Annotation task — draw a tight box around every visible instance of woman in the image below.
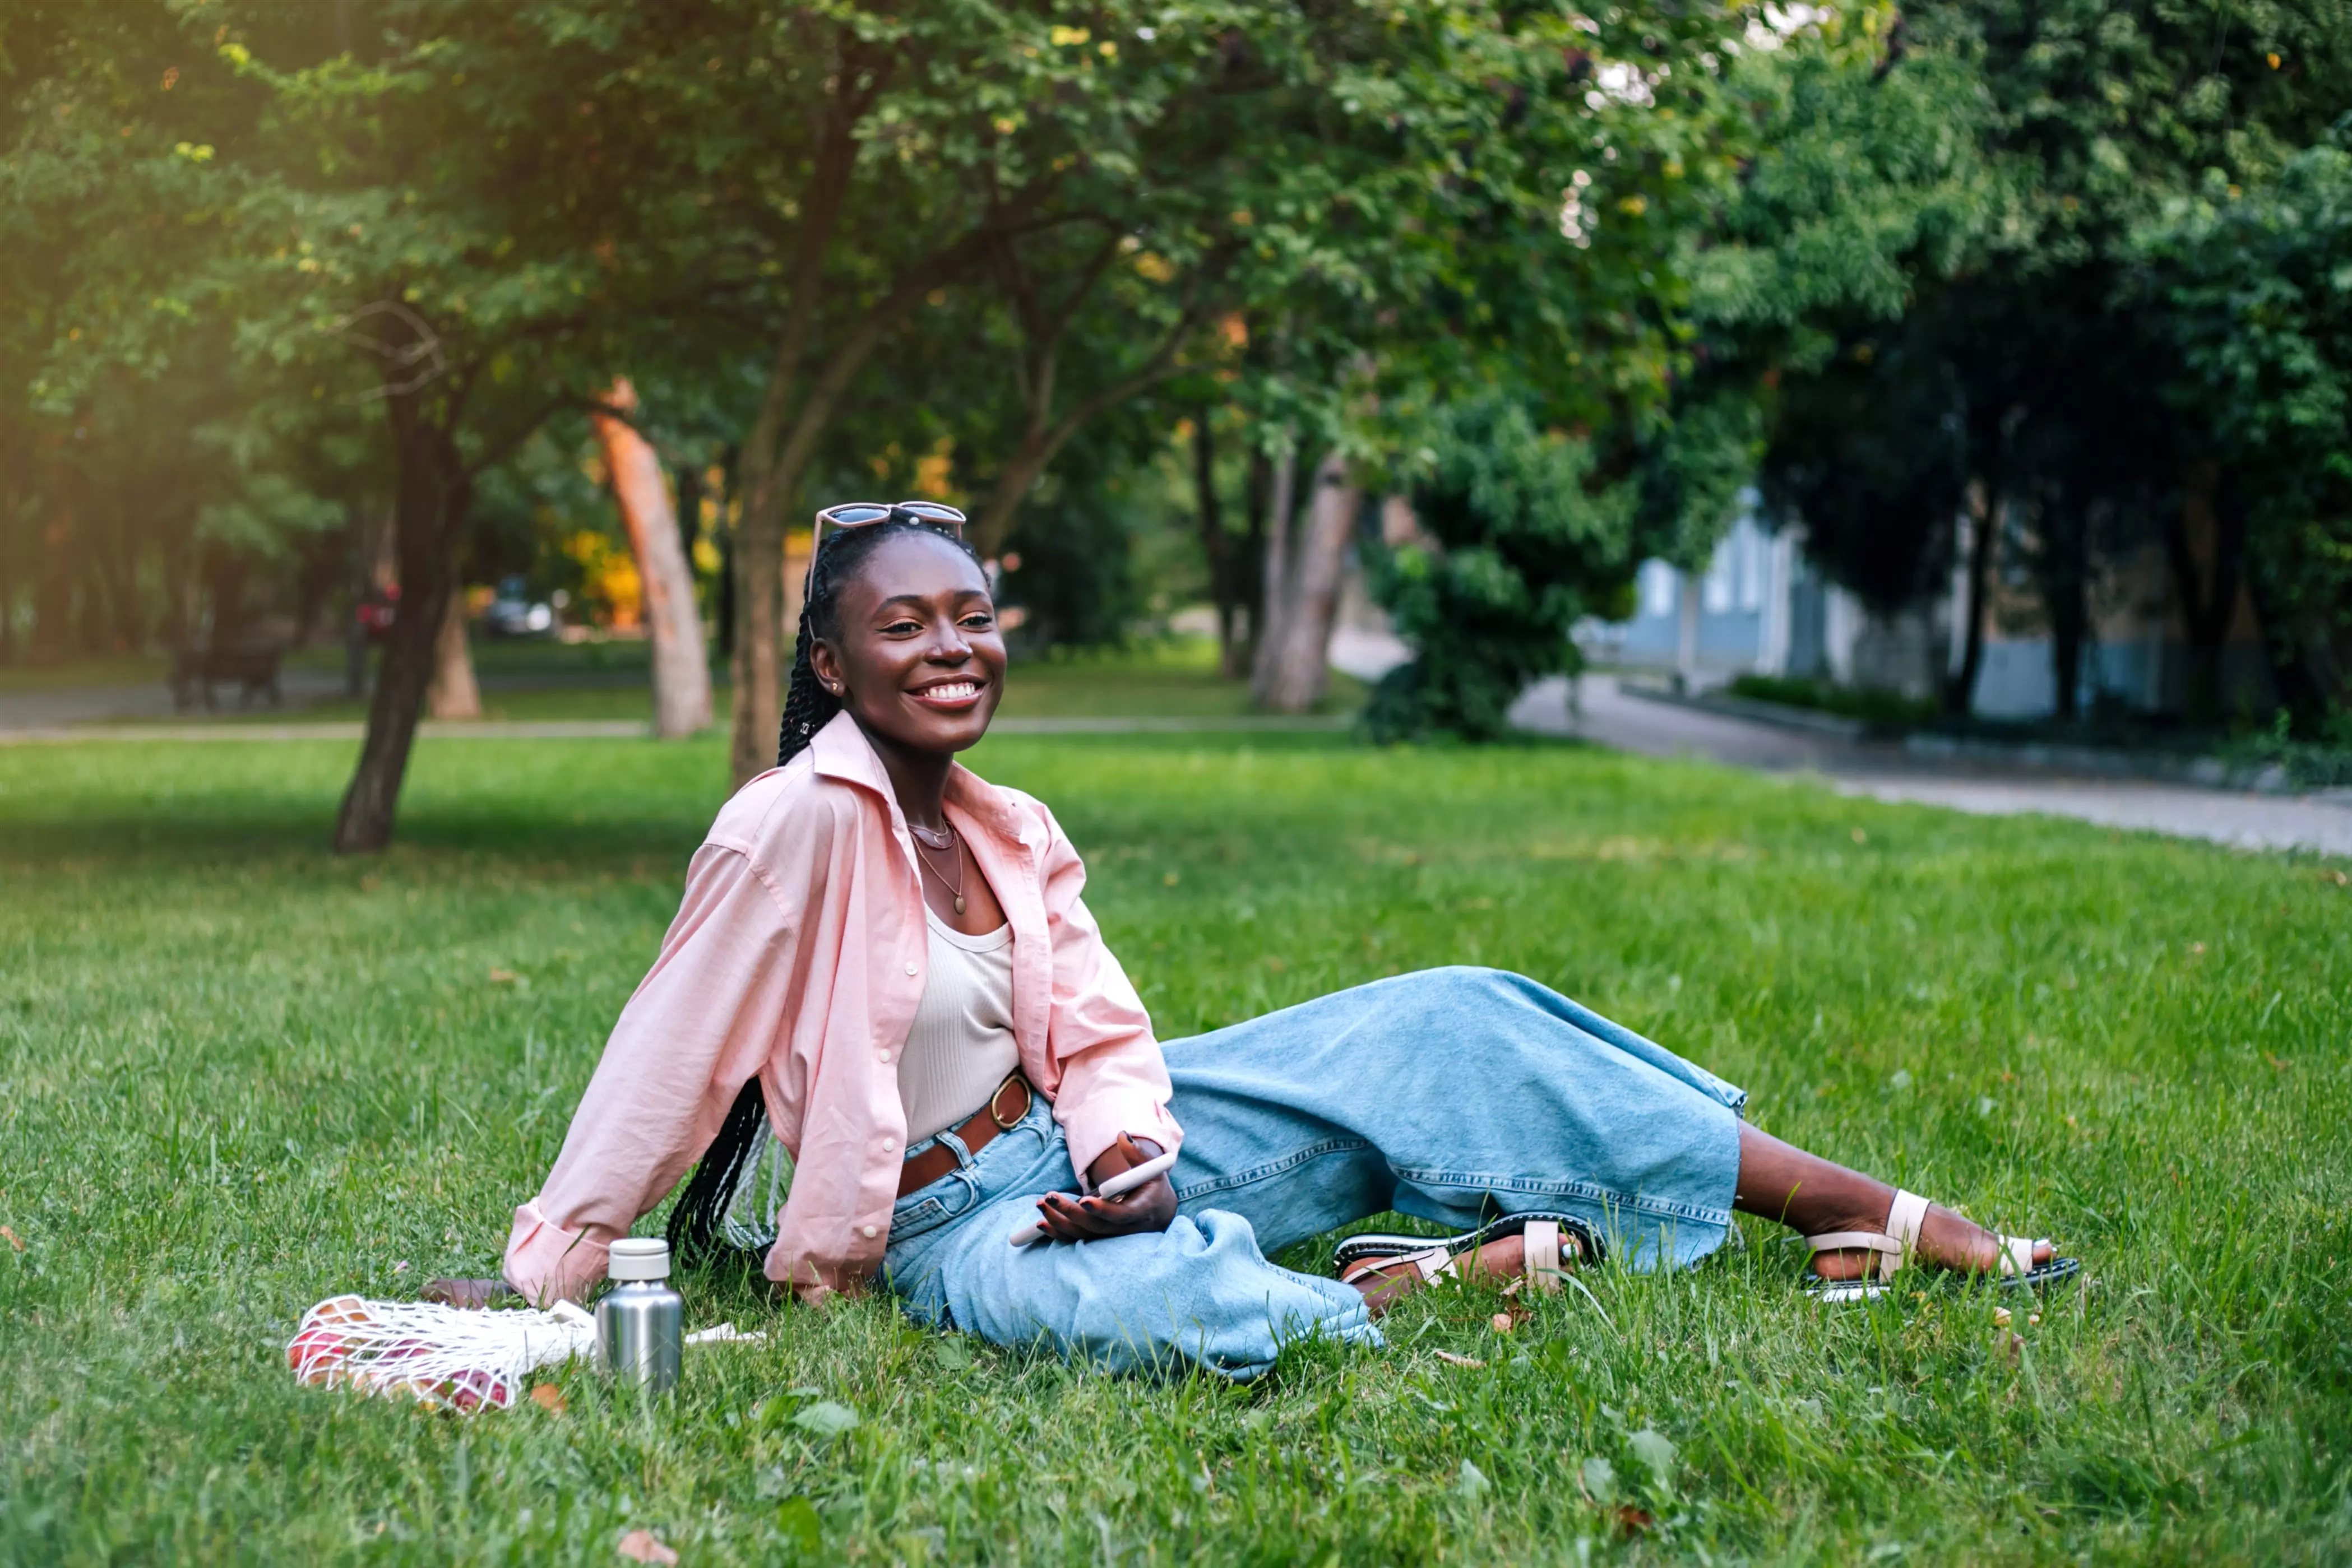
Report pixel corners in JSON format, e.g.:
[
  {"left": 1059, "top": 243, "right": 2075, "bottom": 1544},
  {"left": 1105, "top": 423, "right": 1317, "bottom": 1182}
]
[{"left": 433, "top": 503, "right": 2075, "bottom": 1378}]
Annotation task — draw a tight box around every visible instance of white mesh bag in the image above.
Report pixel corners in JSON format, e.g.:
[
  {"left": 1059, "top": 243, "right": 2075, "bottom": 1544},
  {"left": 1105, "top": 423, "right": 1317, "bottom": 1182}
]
[{"left": 287, "top": 1294, "right": 596, "bottom": 1413}]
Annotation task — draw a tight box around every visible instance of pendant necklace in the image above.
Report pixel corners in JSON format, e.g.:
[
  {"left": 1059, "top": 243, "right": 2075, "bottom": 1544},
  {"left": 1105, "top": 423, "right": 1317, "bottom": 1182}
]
[{"left": 911, "top": 822, "right": 966, "bottom": 915}]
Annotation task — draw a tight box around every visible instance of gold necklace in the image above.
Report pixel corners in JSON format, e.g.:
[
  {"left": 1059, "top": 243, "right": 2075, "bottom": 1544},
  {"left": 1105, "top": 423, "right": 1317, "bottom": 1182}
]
[{"left": 913, "top": 829, "right": 966, "bottom": 915}]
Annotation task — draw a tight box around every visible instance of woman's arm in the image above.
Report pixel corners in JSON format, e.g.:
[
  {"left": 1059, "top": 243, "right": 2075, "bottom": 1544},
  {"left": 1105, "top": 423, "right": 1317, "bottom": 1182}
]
[
  {"left": 1030, "top": 800, "right": 1184, "bottom": 1180},
  {"left": 503, "top": 842, "right": 803, "bottom": 1305}
]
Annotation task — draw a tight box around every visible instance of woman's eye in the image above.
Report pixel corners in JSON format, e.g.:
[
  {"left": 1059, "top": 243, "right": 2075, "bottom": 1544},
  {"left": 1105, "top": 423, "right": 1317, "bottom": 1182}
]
[
  {"left": 881, "top": 619, "right": 922, "bottom": 636},
  {"left": 960, "top": 613, "right": 994, "bottom": 629}
]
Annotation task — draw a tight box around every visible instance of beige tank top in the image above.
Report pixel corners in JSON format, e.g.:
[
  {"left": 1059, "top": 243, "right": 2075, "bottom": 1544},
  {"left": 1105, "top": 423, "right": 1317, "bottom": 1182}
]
[{"left": 897, "top": 907, "right": 1020, "bottom": 1145}]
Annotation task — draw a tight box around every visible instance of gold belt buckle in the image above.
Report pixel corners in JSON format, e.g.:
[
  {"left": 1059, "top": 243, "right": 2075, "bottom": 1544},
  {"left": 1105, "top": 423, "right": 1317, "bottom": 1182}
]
[{"left": 989, "top": 1073, "right": 1029, "bottom": 1130}]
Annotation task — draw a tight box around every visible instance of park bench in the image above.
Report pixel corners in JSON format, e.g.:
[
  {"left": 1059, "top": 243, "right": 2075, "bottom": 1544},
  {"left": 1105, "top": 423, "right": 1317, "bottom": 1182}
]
[{"left": 169, "top": 633, "right": 289, "bottom": 711}]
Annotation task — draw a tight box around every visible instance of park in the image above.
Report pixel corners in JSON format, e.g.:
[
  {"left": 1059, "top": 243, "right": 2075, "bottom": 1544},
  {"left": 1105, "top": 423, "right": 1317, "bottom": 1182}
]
[{"left": 6, "top": 1, "right": 2352, "bottom": 1564}]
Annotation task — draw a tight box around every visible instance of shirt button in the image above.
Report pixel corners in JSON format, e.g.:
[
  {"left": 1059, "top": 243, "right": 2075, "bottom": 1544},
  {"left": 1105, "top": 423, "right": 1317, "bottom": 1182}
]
[
  {"left": 905, "top": 961, "right": 919, "bottom": 976},
  {"left": 878, "top": 1050, "right": 892, "bottom": 1064},
  {"left": 861, "top": 1224, "right": 878, "bottom": 1239},
  {"left": 882, "top": 1136, "right": 896, "bottom": 1152}
]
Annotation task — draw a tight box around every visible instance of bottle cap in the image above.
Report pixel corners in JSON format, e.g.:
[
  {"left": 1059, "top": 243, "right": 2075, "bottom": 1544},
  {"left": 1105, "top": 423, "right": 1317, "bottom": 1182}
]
[{"left": 608, "top": 1237, "right": 670, "bottom": 1282}]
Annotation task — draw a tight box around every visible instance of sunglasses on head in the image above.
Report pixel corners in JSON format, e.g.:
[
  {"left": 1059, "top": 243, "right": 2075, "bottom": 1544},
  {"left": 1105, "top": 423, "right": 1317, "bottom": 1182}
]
[{"left": 812, "top": 500, "right": 967, "bottom": 551}]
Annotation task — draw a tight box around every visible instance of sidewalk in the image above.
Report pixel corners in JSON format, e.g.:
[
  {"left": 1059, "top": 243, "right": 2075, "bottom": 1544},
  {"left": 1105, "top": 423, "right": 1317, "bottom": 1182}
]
[{"left": 1510, "top": 674, "right": 2352, "bottom": 857}]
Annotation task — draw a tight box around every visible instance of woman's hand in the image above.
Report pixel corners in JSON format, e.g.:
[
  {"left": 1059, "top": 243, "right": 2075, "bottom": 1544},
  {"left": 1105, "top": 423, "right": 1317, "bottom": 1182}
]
[
  {"left": 421, "top": 1277, "right": 520, "bottom": 1310},
  {"left": 1031, "top": 1134, "right": 1177, "bottom": 1243}
]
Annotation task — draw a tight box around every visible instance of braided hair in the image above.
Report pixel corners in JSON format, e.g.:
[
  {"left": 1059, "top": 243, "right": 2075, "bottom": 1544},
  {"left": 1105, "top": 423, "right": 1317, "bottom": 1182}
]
[{"left": 668, "top": 518, "right": 985, "bottom": 1268}]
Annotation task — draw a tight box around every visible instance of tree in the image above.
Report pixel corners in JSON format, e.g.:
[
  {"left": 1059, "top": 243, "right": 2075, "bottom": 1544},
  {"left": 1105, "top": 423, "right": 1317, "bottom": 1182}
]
[
  {"left": 591, "top": 378, "right": 711, "bottom": 739},
  {"left": 1365, "top": 393, "right": 1641, "bottom": 740},
  {"left": 2135, "top": 140, "right": 2352, "bottom": 725},
  {"left": 1735, "top": 0, "right": 2352, "bottom": 722}
]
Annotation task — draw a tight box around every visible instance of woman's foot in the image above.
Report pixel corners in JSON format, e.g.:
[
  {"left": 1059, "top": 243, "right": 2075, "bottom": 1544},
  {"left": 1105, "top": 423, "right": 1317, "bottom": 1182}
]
[
  {"left": 1346, "top": 1235, "right": 1534, "bottom": 1318},
  {"left": 1808, "top": 1198, "right": 2055, "bottom": 1281}
]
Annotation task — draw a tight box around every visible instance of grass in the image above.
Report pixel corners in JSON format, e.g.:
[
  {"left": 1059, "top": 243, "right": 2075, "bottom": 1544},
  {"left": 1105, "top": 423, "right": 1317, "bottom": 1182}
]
[{"left": 2, "top": 668, "right": 2349, "bottom": 1562}]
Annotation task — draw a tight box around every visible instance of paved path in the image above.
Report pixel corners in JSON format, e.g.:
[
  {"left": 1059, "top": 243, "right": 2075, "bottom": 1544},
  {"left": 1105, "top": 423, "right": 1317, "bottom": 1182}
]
[{"left": 1510, "top": 674, "right": 2352, "bottom": 857}]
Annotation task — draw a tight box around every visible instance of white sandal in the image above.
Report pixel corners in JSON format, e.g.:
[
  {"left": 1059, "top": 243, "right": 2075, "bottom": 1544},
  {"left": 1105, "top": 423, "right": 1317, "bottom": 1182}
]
[
  {"left": 1804, "top": 1189, "right": 2081, "bottom": 1302},
  {"left": 1335, "top": 1212, "right": 1596, "bottom": 1295}
]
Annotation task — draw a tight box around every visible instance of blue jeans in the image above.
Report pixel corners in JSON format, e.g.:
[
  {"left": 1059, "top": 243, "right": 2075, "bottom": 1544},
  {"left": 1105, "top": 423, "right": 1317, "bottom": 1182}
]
[{"left": 882, "top": 967, "right": 1747, "bottom": 1379}]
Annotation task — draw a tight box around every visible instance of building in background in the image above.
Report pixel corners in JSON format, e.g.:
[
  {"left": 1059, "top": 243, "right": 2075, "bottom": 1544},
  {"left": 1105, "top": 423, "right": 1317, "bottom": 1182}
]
[{"left": 1582, "top": 490, "right": 2272, "bottom": 720}]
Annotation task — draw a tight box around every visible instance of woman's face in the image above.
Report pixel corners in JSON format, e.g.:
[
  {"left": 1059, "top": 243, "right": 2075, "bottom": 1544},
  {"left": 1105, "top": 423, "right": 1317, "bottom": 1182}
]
[{"left": 809, "top": 530, "right": 1006, "bottom": 755}]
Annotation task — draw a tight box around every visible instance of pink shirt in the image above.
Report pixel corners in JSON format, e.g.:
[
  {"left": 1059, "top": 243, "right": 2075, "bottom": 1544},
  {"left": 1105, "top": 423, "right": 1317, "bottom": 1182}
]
[{"left": 502, "top": 711, "right": 1182, "bottom": 1304}]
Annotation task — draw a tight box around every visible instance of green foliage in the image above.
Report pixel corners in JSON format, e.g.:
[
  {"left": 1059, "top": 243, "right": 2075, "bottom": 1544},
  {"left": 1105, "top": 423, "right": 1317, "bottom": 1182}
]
[
  {"left": 1365, "top": 393, "right": 1638, "bottom": 741},
  {"left": 1, "top": 726, "right": 2348, "bottom": 1560},
  {"left": 2132, "top": 138, "right": 2352, "bottom": 719},
  {"left": 1712, "top": 0, "right": 2352, "bottom": 722},
  {"left": 1727, "top": 672, "right": 1941, "bottom": 731}
]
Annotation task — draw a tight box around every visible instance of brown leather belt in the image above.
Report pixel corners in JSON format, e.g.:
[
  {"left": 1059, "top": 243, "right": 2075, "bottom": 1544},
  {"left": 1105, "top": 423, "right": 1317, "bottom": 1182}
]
[{"left": 897, "top": 1073, "right": 1035, "bottom": 1197}]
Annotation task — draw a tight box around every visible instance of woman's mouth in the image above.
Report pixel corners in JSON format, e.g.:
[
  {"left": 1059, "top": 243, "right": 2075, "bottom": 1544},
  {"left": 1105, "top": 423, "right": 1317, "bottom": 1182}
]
[{"left": 910, "top": 679, "right": 987, "bottom": 710}]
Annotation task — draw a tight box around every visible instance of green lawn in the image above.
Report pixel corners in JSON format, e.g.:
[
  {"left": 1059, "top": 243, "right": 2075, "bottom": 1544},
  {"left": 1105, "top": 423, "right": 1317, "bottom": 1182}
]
[{"left": 1, "top": 722, "right": 2347, "bottom": 1564}]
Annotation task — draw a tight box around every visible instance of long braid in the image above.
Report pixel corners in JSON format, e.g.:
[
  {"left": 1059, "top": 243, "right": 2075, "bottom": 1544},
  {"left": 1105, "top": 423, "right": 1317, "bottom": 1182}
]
[{"left": 668, "top": 519, "right": 982, "bottom": 1268}]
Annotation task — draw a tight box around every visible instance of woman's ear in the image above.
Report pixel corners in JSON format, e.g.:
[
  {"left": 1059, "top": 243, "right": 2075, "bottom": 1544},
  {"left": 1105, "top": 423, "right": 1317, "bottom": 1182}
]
[{"left": 808, "top": 638, "right": 848, "bottom": 699}]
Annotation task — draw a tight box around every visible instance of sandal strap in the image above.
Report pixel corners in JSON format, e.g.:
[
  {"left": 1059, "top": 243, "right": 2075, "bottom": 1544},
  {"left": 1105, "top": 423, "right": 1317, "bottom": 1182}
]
[
  {"left": 1808, "top": 1189, "right": 1933, "bottom": 1283},
  {"left": 1340, "top": 1244, "right": 1455, "bottom": 1288},
  {"left": 1886, "top": 1190, "right": 1930, "bottom": 1261},
  {"left": 1994, "top": 1235, "right": 2042, "bottom": 1277},
  {"left": 1525, "top": 1219, "right": 1563, "bottom": 1295}
]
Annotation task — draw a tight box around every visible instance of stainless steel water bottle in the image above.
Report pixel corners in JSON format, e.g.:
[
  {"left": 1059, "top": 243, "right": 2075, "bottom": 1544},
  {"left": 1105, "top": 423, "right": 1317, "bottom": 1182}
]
[{"left": 595, "top": 1237, "right": 683, "bottom": 1394}]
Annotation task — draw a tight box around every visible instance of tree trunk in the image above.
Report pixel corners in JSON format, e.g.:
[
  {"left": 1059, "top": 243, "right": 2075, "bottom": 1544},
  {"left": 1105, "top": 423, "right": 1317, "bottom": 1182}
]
[
  {"left": 31, "top": 455, "right": 75, "bottom": 667},
  {"left": 593, "top": 378, "right": 712, "bottom": 738},
  {"left": 334, "top": 415, "right": 470, "bottom": 854},
  {"left": 1945, "top": 482, "right": 1998, "bottom": 716},
  {"left": 2165, "top": 467, "right": 2242, "bottom": 725},
  {"left": 1190, "top": 408, "right": 1246, "bottom": 677},
  {"left": 0, "top": 462, "right": 17, "bottom": 667},
  {"left": 425, "top": 584, "right": 480, "bottom": 720},
  {"left": 2045, "top": 521, "right": 2088, "bottom": 724},
  {"left": 1248, "top": 438, "right": 1300, "bottom": 704},
  {"left": 1260, "top": 451, "right": 1358, "bottom": 713}
]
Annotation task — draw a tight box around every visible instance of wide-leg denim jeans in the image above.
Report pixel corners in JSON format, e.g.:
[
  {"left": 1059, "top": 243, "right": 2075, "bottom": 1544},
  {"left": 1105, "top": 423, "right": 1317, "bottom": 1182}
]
[{"left": 881, "top": 966, "right": 1747, "bottom": 1379}]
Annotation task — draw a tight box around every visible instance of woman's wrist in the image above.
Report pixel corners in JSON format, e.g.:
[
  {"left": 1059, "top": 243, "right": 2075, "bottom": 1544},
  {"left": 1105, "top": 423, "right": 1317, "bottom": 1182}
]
[{"left": 1085, "top": 1134, "right": 1164, "bottom": 1190}]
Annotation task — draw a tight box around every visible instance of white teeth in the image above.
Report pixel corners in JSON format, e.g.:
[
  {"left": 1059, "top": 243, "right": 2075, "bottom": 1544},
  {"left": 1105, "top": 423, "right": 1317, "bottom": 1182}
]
[{"left": 924, "top": 682, "right": 977, "bottom": 700}]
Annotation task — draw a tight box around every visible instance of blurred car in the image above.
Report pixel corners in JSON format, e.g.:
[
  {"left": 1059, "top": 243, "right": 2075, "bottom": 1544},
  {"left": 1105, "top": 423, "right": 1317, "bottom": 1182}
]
[{"left": 482, "top": 577, "right": 556, "bottom": 638}]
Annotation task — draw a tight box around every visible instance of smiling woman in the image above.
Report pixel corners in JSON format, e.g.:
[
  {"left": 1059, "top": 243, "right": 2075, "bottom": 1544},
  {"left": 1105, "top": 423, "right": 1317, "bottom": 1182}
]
[{"left": 427, "top": 502, "right": 2078, "bottom": 1378}]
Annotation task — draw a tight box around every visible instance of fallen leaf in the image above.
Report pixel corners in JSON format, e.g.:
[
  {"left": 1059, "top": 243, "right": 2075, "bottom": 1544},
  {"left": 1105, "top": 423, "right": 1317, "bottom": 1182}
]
[
  {"left": 0, "top": 1226, "right": 21, "bottom": 1252},
  {"left": 530, "top": 1384, "right": 566, "bottom": 1415},
  {"left": 392, "top": 1260, "right": 410, "bottom": 1274},
  {"left": 489, "top": 968, "right": 518, "bottom": 984},
  {"left": 1490, "top": 1312, "right": 1516, "bottom": 1334},
  {"left": 616, "top": 1529, "right": 677, "bottom": 1565},
  {"left": 1628, "top": 1428, "right": 1678, "bottom": 1483},
  {"left": 791, "top": 1400, "right": 860, "bottom": 1437},
  {"left": 1993, "top": 1306, "right": 2012, "bottom": 1328},
  {"left": 1615, "top": 1505, "right": 1656, "bottom": 1537},
  {"left": 1432, "top": 1349, "right": 1485, "bottom": 1368},
  {"left": 2026, "top": 1312, "right": 2041, "bottom": 1326}
]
